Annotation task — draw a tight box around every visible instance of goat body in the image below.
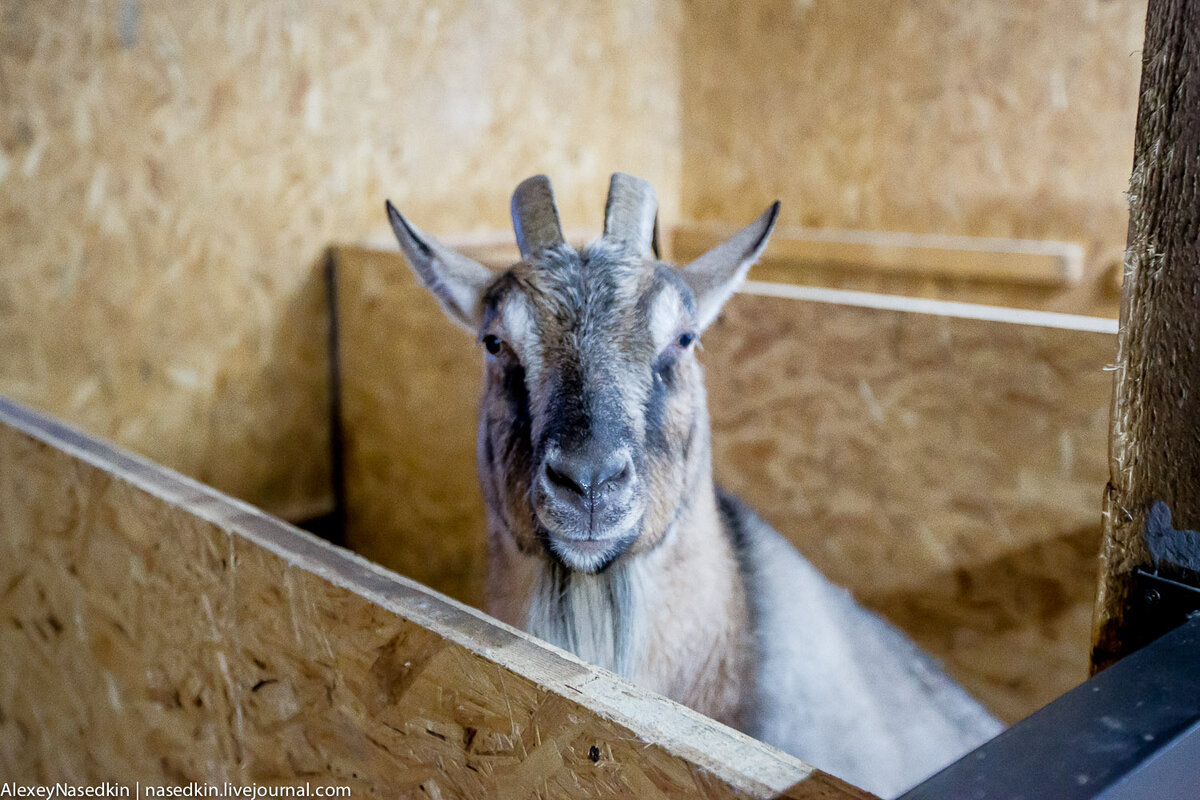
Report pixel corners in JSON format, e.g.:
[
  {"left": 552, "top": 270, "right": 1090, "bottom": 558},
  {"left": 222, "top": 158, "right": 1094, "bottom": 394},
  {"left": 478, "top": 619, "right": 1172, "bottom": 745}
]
[
  {"left": 489, "top": 465, "right": 1000, "bottom": 797},
  {"left": 388, "top": 174, "right": 1002, "bottom": 798}
]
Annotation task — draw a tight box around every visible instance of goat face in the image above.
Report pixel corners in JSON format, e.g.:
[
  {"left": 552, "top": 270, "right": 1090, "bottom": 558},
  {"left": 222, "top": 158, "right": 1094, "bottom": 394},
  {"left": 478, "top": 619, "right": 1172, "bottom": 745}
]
[
  {"left": 387, "top": 174, "right": 778, "bottom": 574},
  {"left": 476, "top": 239, "right": 703, "bottom": 572}
]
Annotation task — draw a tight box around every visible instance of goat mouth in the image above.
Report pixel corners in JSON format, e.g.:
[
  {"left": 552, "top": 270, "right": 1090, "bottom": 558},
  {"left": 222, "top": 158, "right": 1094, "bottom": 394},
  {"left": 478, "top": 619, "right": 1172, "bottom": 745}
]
[{"left": 535, "top": 523, "right": 638, "bottom": 573}]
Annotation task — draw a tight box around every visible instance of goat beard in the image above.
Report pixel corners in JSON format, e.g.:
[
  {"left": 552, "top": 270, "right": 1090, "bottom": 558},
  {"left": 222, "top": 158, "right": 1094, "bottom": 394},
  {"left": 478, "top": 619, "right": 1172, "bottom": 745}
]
[{"left": 524, "top": 557, "right": 647, "bottom": 679}]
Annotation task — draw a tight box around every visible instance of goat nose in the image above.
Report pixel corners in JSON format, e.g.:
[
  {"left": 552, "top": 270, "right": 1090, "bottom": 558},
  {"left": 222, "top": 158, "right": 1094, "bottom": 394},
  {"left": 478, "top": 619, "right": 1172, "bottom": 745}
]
[{"left": 544, "top": 450, "right": 632, "bottom": 503}]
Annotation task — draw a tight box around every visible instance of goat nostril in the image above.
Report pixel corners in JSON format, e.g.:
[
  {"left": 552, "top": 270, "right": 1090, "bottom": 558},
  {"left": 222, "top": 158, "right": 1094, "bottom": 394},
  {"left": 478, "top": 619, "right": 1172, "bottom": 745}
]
[
  {"left": 597, "top": 462, "right": 630, "bottom": 492},
  {"left": 544, "top": 453, "right": 632, "bottom": 503},
  {"left": 545, "top": 463, "right": 588, "bottom": 497}
]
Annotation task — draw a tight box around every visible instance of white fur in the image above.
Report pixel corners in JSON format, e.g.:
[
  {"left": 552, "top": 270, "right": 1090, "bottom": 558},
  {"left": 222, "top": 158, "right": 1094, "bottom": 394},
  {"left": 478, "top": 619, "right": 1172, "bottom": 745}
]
[
  {"left": 525, "top": 559, "right": 649, "bottom": 680},
  {"left": 647, "top": 285, "right": 687, "bottom": 351},
  {"left": 497, "top": 292, "right": 543, "bottom": 385},
  {"left": 737, "top": 513, "right": 1004, "bottom": 798}
]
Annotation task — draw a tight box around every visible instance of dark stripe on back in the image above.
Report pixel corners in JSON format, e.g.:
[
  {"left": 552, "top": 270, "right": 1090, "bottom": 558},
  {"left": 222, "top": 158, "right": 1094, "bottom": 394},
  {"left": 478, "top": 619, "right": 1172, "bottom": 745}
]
[
  {"left": 716, "top": 488, "right": 757, "bottom": 627},
  {"left": 716, "top": 487, "right": 761, "bottom": 703},
  {"left": 716, "top": 488, "right": 752, "bottom": 563}
]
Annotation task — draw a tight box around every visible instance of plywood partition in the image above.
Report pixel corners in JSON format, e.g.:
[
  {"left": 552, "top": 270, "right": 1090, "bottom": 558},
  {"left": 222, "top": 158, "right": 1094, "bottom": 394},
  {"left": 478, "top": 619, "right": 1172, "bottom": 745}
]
[
  {"left": 678, "top": 0, "right": 1144, "bottom": 319},
  {"left": 0, "top": 397, "right": 870, "bottom": 799},
  {"left": 705, "top": 285, "right": 1116, "bottom": 723},
  {"left": 332, "top": 245, "right": 1116, "bottom": 723},
  {"left": 333, "top": 246, "right": 490, "bottom": 607}
]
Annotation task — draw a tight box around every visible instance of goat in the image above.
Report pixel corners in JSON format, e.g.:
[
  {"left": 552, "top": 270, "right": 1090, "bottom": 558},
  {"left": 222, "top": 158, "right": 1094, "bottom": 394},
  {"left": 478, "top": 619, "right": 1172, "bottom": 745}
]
[{"left": 386, "top": 174, "right": 1002, "bottom": 797}]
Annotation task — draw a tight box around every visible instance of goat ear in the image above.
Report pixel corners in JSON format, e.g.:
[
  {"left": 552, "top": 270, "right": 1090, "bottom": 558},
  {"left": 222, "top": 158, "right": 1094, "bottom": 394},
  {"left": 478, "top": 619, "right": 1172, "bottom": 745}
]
[
  {"left": 679, "top": 202, "right": 779, "bottom": 330},
  {"left": 386, "top": 200, "right": 493, "bottom": 331}
]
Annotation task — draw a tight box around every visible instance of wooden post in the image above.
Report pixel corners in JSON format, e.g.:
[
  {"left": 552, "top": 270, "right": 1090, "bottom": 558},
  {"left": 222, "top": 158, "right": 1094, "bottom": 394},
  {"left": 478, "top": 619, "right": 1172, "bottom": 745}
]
[{"left": 1091, "top": 0, "right": 1200, "bottom": 673}]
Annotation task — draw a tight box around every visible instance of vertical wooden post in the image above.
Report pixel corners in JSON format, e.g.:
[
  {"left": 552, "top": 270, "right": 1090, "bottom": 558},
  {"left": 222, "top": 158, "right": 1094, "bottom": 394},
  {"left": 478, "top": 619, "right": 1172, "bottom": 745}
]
[{"left": 1091, "top": 0, "right": 1200, "bottom": 673}]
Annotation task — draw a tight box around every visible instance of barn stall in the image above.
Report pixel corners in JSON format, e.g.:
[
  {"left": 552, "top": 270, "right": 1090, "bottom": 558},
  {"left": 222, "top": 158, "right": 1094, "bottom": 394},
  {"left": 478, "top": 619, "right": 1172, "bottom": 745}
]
[{"left": 7, "top": 0, "right": 1196, "bottom": 795}]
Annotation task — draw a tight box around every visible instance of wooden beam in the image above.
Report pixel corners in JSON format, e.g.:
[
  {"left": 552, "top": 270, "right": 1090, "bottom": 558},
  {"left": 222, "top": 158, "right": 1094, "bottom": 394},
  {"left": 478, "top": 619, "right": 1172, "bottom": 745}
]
[
  {"left": 671, "top": 224, "right": 1084, "bottom": 287},
  {"left": 1092, "top": 0, "right": 1200, "bottom": 673},
  {"left": 0, "top": 397, "right": 871, "bottom": 798}
]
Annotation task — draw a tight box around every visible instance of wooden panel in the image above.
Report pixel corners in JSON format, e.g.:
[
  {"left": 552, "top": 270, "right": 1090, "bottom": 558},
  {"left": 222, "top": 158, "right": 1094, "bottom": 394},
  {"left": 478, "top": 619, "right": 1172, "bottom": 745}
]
[
  {"left": 0, "top": 0, "right": 681, "bottom": 519},
  {"left": 333, "top": 246, "right": 489, "bottom": 608},
  {"left": 672, "top": 224, "right": 1084, "bottom": 287},
  {"left": 0, "top": 397, "right": 871, "bottom": 799},
  {"left": 865, "top": 529, "right": 1100, "bottom": 725},
  {"left": 680, "top": 0, "right": 1144, "bottom": 317},
  {"left": 332, "top": 245, "right": 1116, "bottom": 723},
  {"left": 705, "top": 286, "right": 1114, "bottom": 597}
]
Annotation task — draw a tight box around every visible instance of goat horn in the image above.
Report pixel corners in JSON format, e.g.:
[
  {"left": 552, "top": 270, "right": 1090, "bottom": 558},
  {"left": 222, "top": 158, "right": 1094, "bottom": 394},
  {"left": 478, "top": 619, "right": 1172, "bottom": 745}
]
[
  {"left": 511, "top": 175, "right": 565, "bottom": 257},
  {"left": 603, "top": 173, "right": 658, "bottom": 257}
]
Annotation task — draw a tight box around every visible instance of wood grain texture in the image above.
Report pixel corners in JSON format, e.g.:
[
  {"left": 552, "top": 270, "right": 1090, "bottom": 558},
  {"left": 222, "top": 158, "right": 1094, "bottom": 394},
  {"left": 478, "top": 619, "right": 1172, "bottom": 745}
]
[
  {"left": 680, "top": 0, "right": 1144, "bottom": 317},
  {"left": 0, "top": 0, "right": 681, "bottom": 518},
  {"left": 333, "top": 245, "right": 1115, "bottom": 723},
  {"left": 1092, "top": 0, "right": 1200, "bottom": 672},
  {"left": 0, "top": 397, "right": 872, "bottom": 799},
  {"left": 333, "top": 246, "right": 488, "bottom": 608}
]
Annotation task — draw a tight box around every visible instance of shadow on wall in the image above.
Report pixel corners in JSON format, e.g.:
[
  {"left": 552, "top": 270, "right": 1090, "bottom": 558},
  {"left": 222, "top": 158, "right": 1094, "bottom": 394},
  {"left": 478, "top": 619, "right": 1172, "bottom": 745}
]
[
  {"left": 190, "top": 252, "right": 334, "bottom": 521},
  {"left": 864, "top": 526, "right": 1100, "bottom": 724}
]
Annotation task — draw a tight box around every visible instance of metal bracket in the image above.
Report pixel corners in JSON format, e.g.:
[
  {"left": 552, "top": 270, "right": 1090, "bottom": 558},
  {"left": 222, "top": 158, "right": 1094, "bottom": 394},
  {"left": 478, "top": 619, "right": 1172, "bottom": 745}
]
[
  {"left": 1126, "top": 501, "right": 1200, "bottom": 652},
  {"left": 1145, "top": 500, "right": 1200, "bottom": 573}
]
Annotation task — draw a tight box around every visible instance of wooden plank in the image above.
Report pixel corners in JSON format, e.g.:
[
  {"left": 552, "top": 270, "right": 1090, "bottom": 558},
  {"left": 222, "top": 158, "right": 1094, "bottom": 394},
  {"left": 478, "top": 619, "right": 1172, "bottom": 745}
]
[
  {"left": 671, "top": 224, "right": 1085, "bottom": 287},
  {"left": 332, "top": 244, "right": 1115, "bottom": 724},
  {"left": 1091, "top": 0, "right": 1200, "bottom": 673},
  {"left": 0, "top": 396, "right": 871, "bottom": 799},
  {"left": 365, "top": 224, "right": 1087, "bottom": 289}
]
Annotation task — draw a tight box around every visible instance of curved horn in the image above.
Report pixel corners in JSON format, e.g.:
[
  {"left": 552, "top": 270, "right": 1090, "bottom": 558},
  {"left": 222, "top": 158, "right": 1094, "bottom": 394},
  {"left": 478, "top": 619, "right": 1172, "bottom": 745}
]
[
  {"left": 511, "top": 175, "right": 565, "bottom": 257},
  {"left": 603, "top": 173, "right": 658, "bottom": 256}
]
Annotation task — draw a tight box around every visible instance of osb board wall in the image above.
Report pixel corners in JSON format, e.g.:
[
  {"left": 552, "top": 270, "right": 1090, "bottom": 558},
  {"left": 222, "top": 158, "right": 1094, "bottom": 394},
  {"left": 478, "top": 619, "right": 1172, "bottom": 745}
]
[
  {"left": 680, "top": 0, "right": 1145, "bottom": 317},
  {"left": 333, "top": 245, "right": 1115, "bottom": 724},
  {"left": 334, "top": 247, "right": 488, "bottom": 607},
  {"left": 0, "top": 399, "right": 871, "bottom": 800},
  {"left": 2, "top": 0, "right": 1138, "bottom": 526},
  {"left": 0, "top": 1, "right": 681, "bottom": 518}
]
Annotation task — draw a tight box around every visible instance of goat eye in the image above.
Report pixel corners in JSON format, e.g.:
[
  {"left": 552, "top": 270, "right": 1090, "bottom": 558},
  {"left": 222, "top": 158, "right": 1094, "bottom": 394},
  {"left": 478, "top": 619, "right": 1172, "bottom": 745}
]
[
  {"left": 677, "top": 332, "right": 696, "bottom": 348},
  {"left": 482, "top": 334, "right": 503, "bottom": 355}
]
